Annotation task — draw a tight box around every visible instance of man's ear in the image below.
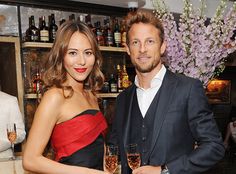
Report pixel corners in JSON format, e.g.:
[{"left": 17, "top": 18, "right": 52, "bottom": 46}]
[
  {"left": 160, "top": 41, "right": 167, "bottom": 55},
  {"left": 124, "top": 43, "right": 131, "bottom": 56}
]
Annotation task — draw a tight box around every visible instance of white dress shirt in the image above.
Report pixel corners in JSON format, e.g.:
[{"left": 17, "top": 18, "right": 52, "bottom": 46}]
[
  {"left": 134, "top": 65, "right": 166, "bottom": 117},
  {"left": 0, "top": 91, "right": 26, "bottom": 159}
]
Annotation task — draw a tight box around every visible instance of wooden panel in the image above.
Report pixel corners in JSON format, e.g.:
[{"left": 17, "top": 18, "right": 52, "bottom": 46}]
[{"left": 0, "top": 36, "right": 24, "bottom": 115}]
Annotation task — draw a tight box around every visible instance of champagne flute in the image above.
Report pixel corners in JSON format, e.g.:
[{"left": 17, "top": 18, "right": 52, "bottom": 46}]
[
  {"left": 126, "top": 143, "right": 141, "bottom": 171},
  {"left": 7, "top": 123, "right": 17, "bottom": 160},
  {"left": 105, "top": 145, "right": 118, "bottom": 174}
]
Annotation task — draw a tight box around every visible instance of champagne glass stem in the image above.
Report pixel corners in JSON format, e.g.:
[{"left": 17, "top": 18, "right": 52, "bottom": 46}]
[{"left": 11, "top": 143, "right": 15, "bottom": 160}]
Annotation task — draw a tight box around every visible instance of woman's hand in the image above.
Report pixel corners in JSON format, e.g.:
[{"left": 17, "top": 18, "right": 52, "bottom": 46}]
[{"left": 132, "top": 165, "right": 162, "bottom": 174}]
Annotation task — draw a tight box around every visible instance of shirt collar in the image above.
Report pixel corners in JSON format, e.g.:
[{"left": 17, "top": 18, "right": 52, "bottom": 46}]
[{"left": 134, "top": 65, "right": 166, "bottom": 89}]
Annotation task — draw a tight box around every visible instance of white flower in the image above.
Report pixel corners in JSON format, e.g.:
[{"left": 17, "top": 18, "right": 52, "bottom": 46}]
[{"left": 152, "top": 0, "right": 236, "bottom": 87}]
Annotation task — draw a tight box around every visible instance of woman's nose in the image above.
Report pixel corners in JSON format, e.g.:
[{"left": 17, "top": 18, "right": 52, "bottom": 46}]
[{"left": 76, "top": 53, "right": 86, "bottom": 65}]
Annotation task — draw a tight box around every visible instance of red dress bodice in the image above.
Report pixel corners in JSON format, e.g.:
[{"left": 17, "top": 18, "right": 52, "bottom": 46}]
[{"left": 51, "top": 110, "right": 107, "bottom": 161}]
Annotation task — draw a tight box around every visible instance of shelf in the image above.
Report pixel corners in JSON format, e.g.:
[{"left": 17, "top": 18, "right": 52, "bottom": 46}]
[
  {"left": 97, "top": 93, "right": 119, "bottom": 98},
  {"left": 25, "top": 93, "right": 118, "bottom": 99},
  {"left": 99, "top": 46, "right": 126, "bottom": 52},
  {"left": 25, "top": 93, "right": 42, "bottom": 99},
  {"left": 22, "top": 42, "right": 53, "bottom": 48},
  {"left": 22, "top": 42, "right": 126, "bottom": 52}
]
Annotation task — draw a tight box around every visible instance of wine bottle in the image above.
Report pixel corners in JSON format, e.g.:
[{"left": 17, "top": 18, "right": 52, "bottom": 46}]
[
  {"left": 109, "top": 74, "right": 118, "bottom": 93},
  {"left": 49, "top": 14, "right": 58, "bottom": 43},
  {"left": 40, "top": 16, "right": 49, "bottom": 42},
  {"left": 113, "top": 18, "right": 121, "bottom": 47},
  {"left": 25, "top": 16, "right": 40, "bottom": 42}
]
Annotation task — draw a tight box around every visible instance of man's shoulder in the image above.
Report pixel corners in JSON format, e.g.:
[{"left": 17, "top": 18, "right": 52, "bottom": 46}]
[
  {"left": 0, "top": 91, "right": 16, "bottom": 101},
  {"left": 166, "top": 70, "right": 201, "bottom": 85}
]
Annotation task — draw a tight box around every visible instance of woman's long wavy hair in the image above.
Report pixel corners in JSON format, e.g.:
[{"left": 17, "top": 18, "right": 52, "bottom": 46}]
[{"left": 43, "top": 21, "right": 104, "bottom": 97}]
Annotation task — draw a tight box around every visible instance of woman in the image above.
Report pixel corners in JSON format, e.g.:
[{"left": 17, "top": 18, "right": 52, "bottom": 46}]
[{"left": 23, "top": 21, "right": 108, "bottom": 174}]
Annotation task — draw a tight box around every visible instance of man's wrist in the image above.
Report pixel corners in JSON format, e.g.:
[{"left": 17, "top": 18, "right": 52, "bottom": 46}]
[{"left": 161, "top": 165, "right": 170, "bottom": 174}]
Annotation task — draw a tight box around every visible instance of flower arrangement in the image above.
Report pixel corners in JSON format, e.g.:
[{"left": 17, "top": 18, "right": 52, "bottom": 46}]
[{"left": 152, "top": 0, "right": 236, "bottom": 86}]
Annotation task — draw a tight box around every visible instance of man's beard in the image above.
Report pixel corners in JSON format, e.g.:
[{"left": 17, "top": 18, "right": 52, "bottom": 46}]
[{"left": 131, "top": 58, "right": 160, "bottom": 73}]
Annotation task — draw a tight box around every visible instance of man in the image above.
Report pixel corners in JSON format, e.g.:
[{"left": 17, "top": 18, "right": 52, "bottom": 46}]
[
  {"left": 108, "top": 10, "right": 225, "bottom": 174},
  {"left": 0, "top": 91, "right": 26, "bottom": 159}
]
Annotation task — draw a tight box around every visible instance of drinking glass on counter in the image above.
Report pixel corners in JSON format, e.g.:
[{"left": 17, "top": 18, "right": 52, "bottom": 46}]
[
  {"left": 126, "top": 143, "right": 141, "bottom": 171},
  {"left": 105, "top": 145, "right": 119, "bottom": 174},
  {"left": 7, "top": 123, "right": 17, "bottom": 160}
]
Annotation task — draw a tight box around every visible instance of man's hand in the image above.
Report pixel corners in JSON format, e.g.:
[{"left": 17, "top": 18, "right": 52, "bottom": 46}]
[{"left": 132, "top": 165, "right": 161, "bottom": 174}]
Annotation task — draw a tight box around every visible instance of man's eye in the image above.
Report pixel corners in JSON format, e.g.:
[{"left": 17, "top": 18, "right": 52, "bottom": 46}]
[
  {"left": 131, "top": 40, "right": 139, "bottom": 46},
  {"left": 146, "top": 39, "right": 155, "bottom": 45}
]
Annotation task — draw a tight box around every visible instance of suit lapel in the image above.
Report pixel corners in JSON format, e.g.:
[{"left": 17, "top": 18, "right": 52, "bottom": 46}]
[
  {"left": 122, "top": 84, "right": 136, "bottom": 148},
  {"left": 147, "top": 70, "right": 177, "bottom": 159}
]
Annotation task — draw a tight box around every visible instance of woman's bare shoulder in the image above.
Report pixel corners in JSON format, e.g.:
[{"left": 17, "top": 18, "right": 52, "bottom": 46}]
[{"left": 41, "top": 88, "right": 65, "bottom": 105}]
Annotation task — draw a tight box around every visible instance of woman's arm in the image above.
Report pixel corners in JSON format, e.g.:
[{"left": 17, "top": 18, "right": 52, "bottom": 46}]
[{"left": 23, "top": 89, "right": 107, "bottom": 174}]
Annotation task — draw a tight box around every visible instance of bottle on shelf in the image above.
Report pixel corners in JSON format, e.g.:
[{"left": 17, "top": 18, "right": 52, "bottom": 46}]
[
  {"left": 113, "top": 18, "right": 121, "bottom": 47},
  {"left": 40, "top": 16, "right": 49, "bottom": 42},
  {"left": 78, "top": 15, "right": 85, "bottom": 23},
  {"left": 32, "top": 69, "right": 43, "bottom": 94},
  {"left": 104, "top": 18, "right": 114, "bottom": 47},
  {"left": 25, "top": 15, "right": 40, "bottom": 42},
  {"left": 116, "top": 64, "right": 123, "bottom": 92},
  {"left": 60, "top": 18, "right": 66, "bottom": 25},
  {"left": 120, "top": 19, "right": 127, "bottom": 47},
  {"left": 95, "top": 21, "right": 105, "bottom": 46},
  {"left": 85, "top": 14, "right": 96, "bottom": 34},
  {"left": 69, "top": 14, "right": 75, "bottom": 21},
  {"left": 121, "top": 64, "right": 130, "bottom": 89},
  {"left": 49, "top": 14, "right": 58, "bottom": 43},
  {"left": 128, "top": 1, "right": 138, "bottom": 14},
  {"left": 109, "top": 73, "right": 118, "bottom": 93}
]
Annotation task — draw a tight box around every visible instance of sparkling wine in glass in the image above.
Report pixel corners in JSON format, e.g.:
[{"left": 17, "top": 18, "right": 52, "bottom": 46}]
[
  {"left": 105, "top": 145, "right": 118, "bottom": 174},
  {"left": 126, "top": 143, "right": 141, "bottom": 170},
  {"left": 7, "top": 123, "right": 17, "bottom": 160}
]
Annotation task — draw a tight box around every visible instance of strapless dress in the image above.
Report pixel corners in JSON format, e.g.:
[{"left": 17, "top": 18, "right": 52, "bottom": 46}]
[{"left": 51, "top": 109, "right": 107, "bottom": 170}]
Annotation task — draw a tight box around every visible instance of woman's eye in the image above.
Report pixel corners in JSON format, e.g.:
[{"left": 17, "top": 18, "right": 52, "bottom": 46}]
[
  {"left": 68, "top": 51, "right": 77, "bottom": 56},
  {"left": 84, "top": 51, "right": 93, "bottom": 56}
]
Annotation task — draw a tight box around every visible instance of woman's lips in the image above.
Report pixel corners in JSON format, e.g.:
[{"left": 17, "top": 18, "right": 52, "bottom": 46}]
[{"left": 74, "top": 68, "right": 87, "bottom": 73}]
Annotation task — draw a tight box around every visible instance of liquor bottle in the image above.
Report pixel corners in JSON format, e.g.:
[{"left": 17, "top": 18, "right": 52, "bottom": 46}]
[
  {"left": 109, "top": 74, "right": 118, "bottom": 93},
  {"left": 121, "top": 64, "right": 129, "bottom": 89},
  {"left": 60, "top": 19, "right": 66, "bottom": 25},
  {"left": 95, "top": 21, "right": 105, "bottom": 46},
  {"left": 40, "top": 16, "right": 49, "bottom": 42},
  {"left": 85, "top": 14, "right": 95, "bottom": 34},
  {"left": 116, "top": 64, "right": 123, "bottom": 92},
  {"left": 113, "top": 18, "right": 121, "bottom": 47},
  {"left": 49, "top": 14, "right": 58, "bottom": 43},
  {"left": 25, "top": 16, "right": 40, "bottom": 42},
  {"left": 104, "top": 18, "right": 114, "bottom": 47},
  {"left": 120, "top": 19, "right": 126, "bottom": 47},
  {"left": 128, "top": 1, "right": 138, "bottom": 14},
  {"left": 78, "top": 15, "right": 85, "bottom": 23},
  {"left": 69, "top": 14, "right": 75, "bottom": 21},
  {"left": 32, "top": 69, "right": 43, "bottom": 94}
]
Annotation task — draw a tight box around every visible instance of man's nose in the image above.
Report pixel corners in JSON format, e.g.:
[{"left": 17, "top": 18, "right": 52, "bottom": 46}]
[{"left": 139, "top": 42, "right": 147, "bottom": 53}]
